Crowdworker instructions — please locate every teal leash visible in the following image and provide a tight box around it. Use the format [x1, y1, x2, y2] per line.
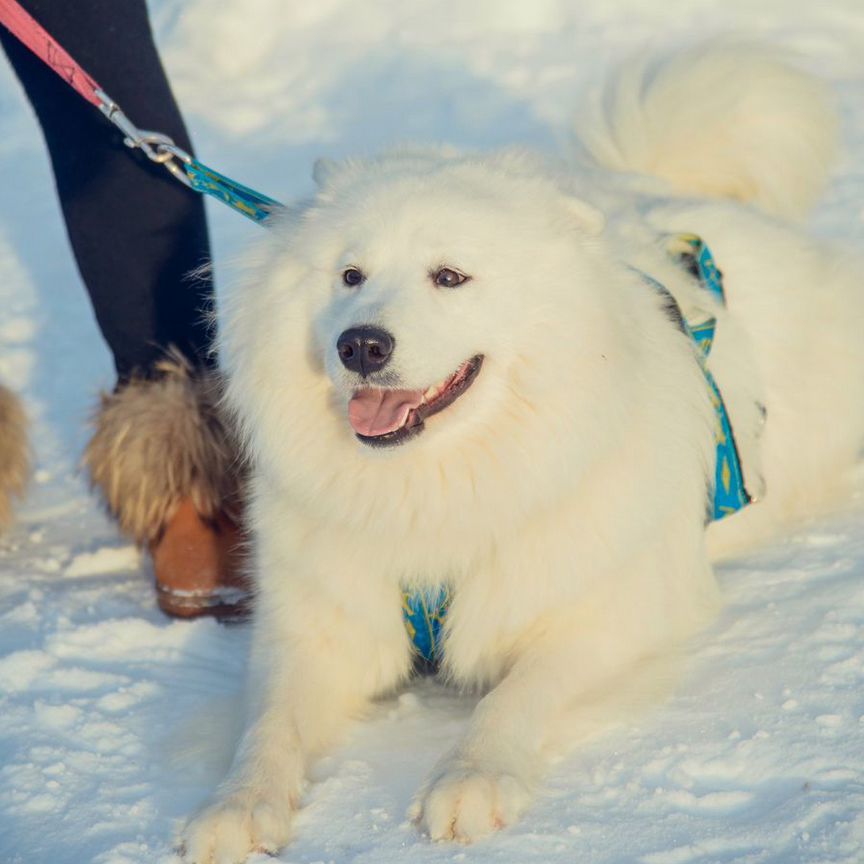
[183, 159, 283, 224]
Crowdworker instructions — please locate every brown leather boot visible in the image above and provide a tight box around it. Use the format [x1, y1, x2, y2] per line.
[150, 498, 251, 620]
[0, 381, 29, 530]
[83, 351, 251, 620]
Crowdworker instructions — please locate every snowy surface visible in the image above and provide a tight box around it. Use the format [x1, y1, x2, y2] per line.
[2, 1, 864, 862]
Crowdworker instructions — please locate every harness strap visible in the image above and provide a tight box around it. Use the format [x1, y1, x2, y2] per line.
[0, 0, 284, 224]
[658, 234, 752, 520]
[402, 586, 450, 666]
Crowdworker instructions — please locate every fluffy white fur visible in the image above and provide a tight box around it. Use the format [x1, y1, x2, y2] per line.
[578, 42, 839, 219]
[180, 45, 864, 861]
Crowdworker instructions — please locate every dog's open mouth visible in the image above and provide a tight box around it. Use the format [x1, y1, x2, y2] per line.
[349, 355, 484, 447]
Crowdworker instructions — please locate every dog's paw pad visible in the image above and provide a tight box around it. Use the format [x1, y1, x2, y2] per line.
[179, 793, 294, 864]
[413, 768, 532, 843]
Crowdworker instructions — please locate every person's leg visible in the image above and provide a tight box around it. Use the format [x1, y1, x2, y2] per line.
[0, 0, 214, 381]
[0, 1, 248, 616]
[0, 0, 214, 379]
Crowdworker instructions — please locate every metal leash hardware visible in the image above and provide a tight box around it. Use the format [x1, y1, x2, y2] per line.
[94, 88, 193, 188]
[1, 0, 282, 222]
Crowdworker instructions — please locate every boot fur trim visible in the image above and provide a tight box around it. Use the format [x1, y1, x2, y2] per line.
[83, 353, 243, 545]
[0, 382, 29, 528]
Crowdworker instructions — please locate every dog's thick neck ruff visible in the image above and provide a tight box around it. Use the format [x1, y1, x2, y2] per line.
[401, 233, 753, 666]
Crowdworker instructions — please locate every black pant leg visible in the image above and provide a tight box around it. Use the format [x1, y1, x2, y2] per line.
[0, 0, 215, 382]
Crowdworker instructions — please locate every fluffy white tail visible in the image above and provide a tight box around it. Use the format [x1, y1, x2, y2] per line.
[578, 44, 839, 219]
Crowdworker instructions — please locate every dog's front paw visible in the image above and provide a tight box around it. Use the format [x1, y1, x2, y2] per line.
[179, 789, 295, 864]
[411, 761, 533, 843]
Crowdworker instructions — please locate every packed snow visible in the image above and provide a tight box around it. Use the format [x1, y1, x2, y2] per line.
[1, 1, 864, 862]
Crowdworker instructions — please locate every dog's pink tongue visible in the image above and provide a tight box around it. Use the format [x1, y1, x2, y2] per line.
[349, 388, 425, 436]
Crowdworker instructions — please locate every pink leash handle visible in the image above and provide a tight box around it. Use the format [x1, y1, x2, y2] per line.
[0, 0, 194, 187]
[0, 0, 102, 105]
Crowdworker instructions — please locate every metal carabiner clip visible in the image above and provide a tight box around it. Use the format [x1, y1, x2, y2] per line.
[129, 132, 194, 187]
[94, 89, 193, 188]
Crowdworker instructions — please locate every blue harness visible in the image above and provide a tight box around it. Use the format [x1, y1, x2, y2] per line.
[401, 233, 752, 664]
[664, 233, 752, 520]
[402, 586, 451, 667]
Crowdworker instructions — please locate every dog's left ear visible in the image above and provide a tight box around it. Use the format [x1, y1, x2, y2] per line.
[313, 158, 342, 187]
[563, 196, 606, 236]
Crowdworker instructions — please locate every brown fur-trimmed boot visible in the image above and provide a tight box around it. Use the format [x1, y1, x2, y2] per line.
[83, 352, 251, 620]
[0, 381, 29, 529]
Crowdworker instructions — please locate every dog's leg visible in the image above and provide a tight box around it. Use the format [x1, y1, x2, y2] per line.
[412, 626, 632, 841]
[180, 531, 412, 863]
[413, 563, 711, 844]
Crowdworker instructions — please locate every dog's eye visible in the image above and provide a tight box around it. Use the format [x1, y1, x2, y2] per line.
[433, 267, 470, 288]
[342, 267, 366, 287]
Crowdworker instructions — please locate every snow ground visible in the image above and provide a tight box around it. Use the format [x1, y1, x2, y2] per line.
[1, 1, 864, 862]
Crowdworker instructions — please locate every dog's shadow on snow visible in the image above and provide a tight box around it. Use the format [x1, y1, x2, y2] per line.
[155, 620, 481, 831]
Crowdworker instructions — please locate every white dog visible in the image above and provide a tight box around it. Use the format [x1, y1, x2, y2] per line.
[181, 45, 864, 862]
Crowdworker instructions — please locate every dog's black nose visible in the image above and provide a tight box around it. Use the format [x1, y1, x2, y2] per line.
[337, 326, 395, 376]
